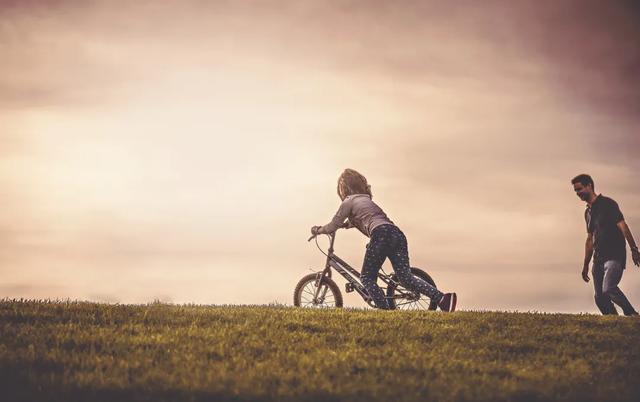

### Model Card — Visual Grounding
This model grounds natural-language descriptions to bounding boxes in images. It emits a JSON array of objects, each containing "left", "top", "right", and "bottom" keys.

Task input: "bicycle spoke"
[
  {"left": 298, "top": 279, "right": 337, "bottom": 308},
  {"left": 395, "top": 296, "right": 431, "bottom": 310}
]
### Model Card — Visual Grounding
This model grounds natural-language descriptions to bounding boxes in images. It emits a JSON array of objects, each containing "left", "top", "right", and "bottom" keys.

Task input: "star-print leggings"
[{"left": 361, "top": 224, "right": 443, "bottom": 309}]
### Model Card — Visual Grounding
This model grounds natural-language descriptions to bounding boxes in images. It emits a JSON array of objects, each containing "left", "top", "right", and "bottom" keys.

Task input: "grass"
[{"left": 1, "top": 300, "right": 639, "bottom": 402}]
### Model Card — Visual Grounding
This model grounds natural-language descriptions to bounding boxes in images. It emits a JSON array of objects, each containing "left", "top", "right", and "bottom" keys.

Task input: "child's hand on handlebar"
[{"left": 308, "top": 226, "right": 322, "bottom": 242}]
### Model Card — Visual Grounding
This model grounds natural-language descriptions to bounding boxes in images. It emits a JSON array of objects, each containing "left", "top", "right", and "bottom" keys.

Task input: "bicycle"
[{"left": 293, "top": 228, "right": 439, "bottom": 310}]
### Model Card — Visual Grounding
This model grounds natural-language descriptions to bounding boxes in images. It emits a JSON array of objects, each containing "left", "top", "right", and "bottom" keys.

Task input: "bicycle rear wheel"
[
  {"left": 386, "top": 267, "right": 438, "bottom": 310},
  {"left": 293, "top": 273, "right": 343, "bottom": 308}
]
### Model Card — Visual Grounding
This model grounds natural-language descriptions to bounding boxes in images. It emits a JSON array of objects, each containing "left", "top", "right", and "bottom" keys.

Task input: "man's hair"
[
  {"left": 337, "top": 168, "right": 372, "bottom": 200},
  {"left": 571, "top": 174, "right": 595, "bottom": 190}
]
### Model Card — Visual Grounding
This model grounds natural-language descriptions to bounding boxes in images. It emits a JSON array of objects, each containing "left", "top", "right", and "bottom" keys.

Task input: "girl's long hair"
[{"left": 337, "top": 169, "right": 372, "bottom": 201}]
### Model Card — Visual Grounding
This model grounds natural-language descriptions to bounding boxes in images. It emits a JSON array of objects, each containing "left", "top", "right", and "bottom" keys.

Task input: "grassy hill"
[{"left": 1, "top": 300, "right": 639, "bottom": 402}]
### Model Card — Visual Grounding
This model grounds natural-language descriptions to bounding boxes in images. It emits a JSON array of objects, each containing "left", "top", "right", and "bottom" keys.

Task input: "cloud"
[
  {"left": 1, "top": 0, "right": 639, "bottom": 310},
  {"left": 0, "top": 283, "right": 67, "bottom": 299}
]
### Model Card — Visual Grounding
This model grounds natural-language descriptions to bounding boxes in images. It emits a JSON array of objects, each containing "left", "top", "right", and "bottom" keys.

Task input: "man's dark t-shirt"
[{"left": 585, "top": 195, "right": 626, "bottom": 267}]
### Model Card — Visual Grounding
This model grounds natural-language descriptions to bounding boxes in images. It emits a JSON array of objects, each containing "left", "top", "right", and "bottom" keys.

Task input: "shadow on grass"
[{"left": 0, "top": 366, "right": 343, "bottom": 402}]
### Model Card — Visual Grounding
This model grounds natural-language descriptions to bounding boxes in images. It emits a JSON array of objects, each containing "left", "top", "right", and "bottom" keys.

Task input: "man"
[{"left": 572, "top": 174, "right": 640, "bottom": 316}]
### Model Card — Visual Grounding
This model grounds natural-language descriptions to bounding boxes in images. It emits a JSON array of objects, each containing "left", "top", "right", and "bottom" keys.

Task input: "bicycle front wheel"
[
  {"left": 293, "top": 273, "right": 343, "bottom": 308},
  {"left": 386, "top": 267, "right": 438, "bottom": 311}
]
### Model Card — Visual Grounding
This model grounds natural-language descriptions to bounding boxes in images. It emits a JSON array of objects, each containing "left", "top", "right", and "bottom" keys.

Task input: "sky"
[{"left": 1, "top": 0, "right": 639, "bottom": 312}]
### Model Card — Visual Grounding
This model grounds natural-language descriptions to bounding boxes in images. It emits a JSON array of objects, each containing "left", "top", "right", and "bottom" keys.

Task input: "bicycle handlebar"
[
  {"left": 308, "top": 220, "right": 354, "bottom": 242},
  {"left": 308, "top": 228, "right": 342, "bottom": 242}
]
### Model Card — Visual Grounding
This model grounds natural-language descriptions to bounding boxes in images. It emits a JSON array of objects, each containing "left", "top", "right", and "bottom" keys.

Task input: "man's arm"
[
  {"left": 617, "top": 220, "right": 640, "bottom": 266},
  {"left": 582, "top": 233, "right": 593, "bottom": 282}
]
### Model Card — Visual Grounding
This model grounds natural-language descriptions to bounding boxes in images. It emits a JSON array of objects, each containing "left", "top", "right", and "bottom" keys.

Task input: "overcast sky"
[{"left": 1, "top": 0, "right": 639, "bottom": 312}]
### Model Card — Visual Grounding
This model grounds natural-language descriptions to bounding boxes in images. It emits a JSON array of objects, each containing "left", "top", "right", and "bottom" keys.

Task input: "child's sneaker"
[{"left": 438, "top": 293, "right": 457, "bottom": 312}]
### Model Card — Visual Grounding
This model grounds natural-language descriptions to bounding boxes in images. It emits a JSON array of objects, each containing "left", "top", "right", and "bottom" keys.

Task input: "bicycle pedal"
[{"left": 345, "top": 283, "right": 355, "bottom": 293}]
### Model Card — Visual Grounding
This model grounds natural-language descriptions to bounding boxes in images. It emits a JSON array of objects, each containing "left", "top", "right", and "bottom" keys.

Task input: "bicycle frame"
[{"left": 311, "top": 231, "right": 412, "bottom": 307}]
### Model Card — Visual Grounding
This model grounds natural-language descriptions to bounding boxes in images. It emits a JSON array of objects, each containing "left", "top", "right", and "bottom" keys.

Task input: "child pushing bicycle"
[{"left": 311, "top": 169, "right": 457, "bottom": 311}]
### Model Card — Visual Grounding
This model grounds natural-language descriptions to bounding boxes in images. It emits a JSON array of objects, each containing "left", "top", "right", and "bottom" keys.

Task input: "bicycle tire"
[
  {"left": 386, "top": 267, "right": 438, "bottom": 310},
  {"left": 293, "top": 273, "right": 343, "bottom": 308}
]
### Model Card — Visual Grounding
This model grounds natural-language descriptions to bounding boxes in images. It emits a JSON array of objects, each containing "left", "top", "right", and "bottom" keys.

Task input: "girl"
[{"left": 311, "top": 168, "right": 457, "bottom": 311}]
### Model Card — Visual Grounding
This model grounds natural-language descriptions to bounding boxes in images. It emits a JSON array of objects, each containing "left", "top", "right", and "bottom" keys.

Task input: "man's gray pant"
[{"left": 592, "top": 260, "right": 637, "bottom": 316}]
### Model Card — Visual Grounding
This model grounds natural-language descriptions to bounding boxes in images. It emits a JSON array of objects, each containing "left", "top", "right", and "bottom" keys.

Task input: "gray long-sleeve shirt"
[{"left": 320, "top": 194, "right": 394, "bottom": 237}]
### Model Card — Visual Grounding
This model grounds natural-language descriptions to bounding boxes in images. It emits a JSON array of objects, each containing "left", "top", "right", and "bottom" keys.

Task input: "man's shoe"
[{"left": 438, "top": 292, "right": 457, "bottom": 312}]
